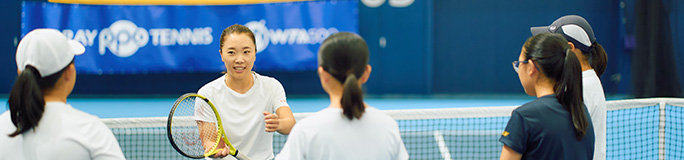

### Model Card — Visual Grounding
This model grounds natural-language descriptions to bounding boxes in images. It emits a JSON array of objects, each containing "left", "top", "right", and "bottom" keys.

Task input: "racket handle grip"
[{"left": 232, "top": 150, "right": 252, "bottom": 160}]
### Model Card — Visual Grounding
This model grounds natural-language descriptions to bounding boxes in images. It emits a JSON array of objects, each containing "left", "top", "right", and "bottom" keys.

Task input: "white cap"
[{"left": 16, "top": 28, "right": 85, "bottom": 77}]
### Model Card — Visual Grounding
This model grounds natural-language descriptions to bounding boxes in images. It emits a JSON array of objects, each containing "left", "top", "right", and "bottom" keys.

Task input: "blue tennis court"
[{"left": 2, "top": 96, "right": 538, "bottom": 118}]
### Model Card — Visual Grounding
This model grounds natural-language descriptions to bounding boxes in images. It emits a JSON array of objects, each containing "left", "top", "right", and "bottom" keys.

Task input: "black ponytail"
[
  {"left": 318, "top": 32, "right": 370, "bottom": 121},
  {"left": 588, "top": 42, "right": 607, "bottom": 77},
  {"left": 8, "top": 66, "right": 46, "bottom": 137},
  {"left": 8, "top": 60, "right": 72, "bottom": 137},
  {"left": 341, "top": 74, "right": 365, "bottom": 120},
  {"left": 524, "top": 33, "right": 588, "bottom": 140},
  {"left": 556, "top": 48, "right": 589, "bottom": 140}
]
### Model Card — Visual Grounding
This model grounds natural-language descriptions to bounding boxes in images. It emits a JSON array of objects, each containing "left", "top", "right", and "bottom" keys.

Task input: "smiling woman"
[
  {"left": 47, "top": 0, "right": 309, "bottom": 5},
  {"left": 188, "top": 24, "right": 296, "bottom": 159}
]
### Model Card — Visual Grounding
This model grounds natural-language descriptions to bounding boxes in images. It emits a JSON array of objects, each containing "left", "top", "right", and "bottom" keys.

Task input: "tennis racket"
[{"left": 167, "top": 93, "right": 251, "bottom": 160}]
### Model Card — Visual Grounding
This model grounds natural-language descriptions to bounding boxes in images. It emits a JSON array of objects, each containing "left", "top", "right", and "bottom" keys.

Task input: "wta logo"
[
  {"left": 63, "top": 20, "right": 214, "bottom": 58},
  {"left": 244, "top": 20, "right": 339, "bottom": 53}
]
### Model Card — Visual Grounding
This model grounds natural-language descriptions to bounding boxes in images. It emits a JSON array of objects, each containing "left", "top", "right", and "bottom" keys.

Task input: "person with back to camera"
[
  {"left": 500, "top": 33, "right": 595, "bottom": 160},
  {"left": 196, "top": 24, "right": 296, "bottom": 160},
  {"left": 531, "top": 15, "right": 608, "bottom": 160},
  {"left": 275, "top": 32, "right": 409, "bottom": 160},
  {"left": 0, "top": 28, "right": 125, "bottom": 159}
]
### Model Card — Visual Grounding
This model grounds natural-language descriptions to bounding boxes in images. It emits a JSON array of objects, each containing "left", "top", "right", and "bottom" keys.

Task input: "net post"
[{"left": 658, "top": 101, "right": 666, "bottom": 160}]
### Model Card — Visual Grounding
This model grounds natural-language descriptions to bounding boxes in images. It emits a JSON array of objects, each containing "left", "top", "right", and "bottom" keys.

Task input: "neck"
[
  {"left": 580, "top": 62, "right": 592, "bottom": 72},
  {"left": 326, "top": 84, "right": 369, "bottom": 109},
  {"left": 43, "top": 89, "right": 68, "bottom": 103},
  {"left": 225, "top": 73, "right": 254, "bottom": 94},
  {"left": 534, "top": 79, "right": 556, "bottom": 98},
  {"left": 326, "top": 84, "right": 344, "bottom": 109},
  {"left": 574, "top": 51, "right": 593, "bottom": 72}
]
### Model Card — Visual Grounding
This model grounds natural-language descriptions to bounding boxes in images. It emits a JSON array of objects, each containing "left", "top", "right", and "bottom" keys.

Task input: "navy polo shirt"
[{"left": 499, "top": 94, "right": 595, "bottom": 160}]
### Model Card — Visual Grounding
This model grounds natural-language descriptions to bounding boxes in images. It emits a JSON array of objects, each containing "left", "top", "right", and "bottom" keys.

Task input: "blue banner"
[{"left": 21, "top": 1, "right": 358, "bottom": 74}]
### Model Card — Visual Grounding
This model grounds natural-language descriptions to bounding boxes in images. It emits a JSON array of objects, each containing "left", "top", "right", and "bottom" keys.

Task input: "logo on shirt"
[{"left": 502, "top": 131, "right": 510, "bottom": 137}]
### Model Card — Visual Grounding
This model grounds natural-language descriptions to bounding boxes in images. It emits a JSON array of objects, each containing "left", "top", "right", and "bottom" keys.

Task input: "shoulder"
[
  {"left": 254, "top": 72, "right": 283, "bottom": 87},
  {"left": 57, "top": 104, "right": 109, "bottom": 129},
  {"left": 57, "top": 103, "right": 101, "bottom": 121},
  {"left": 514, "top": 96, "right": 558, "bottom": 115},
  {"left": 292, "top": 108, "right": 343, "bottom": 132},
  {"left": 298, "top": 109, "right": 339, "bottom": 125},
  {"left": 582, "top": 70, "right": 604, "bottom": 87},
  {"left": 0, "top": 111, "right": 16, "bottom": 133},
  {"left": 198, "top": 75, "right": 225, "bottom": 95},
  {"left": 0, "top": 112, "right": 22, "bottom": 159},
  {"left": 364, "top": 107, "right": 398, "bottom": 125},
  {"left": 50, "top": 103, "right": 114, "bottom": 138}
]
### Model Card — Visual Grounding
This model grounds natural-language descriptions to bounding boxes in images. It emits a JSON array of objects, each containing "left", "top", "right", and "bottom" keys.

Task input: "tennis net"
[{"left": 103, "top": 98, "right": 684, "bottom": 160}]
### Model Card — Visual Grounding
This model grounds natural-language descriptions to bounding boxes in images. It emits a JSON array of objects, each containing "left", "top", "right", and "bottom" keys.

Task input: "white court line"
[{"left": 433, "top": 130, "right": 452, "bottom": 160}]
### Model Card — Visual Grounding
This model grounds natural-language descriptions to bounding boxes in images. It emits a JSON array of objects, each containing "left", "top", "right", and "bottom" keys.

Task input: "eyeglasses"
[{"left": 512, "top": 60, "right": 529, "bottom": 73}]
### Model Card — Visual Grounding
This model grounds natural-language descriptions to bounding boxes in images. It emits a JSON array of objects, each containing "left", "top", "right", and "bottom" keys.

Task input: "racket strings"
[{"left": 170, "top": 96, "right": 220, "bottom": 158}]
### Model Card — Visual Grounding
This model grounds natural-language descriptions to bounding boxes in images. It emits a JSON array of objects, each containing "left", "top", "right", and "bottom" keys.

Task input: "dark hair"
[
  {"left": 523, "top": 33, "right": 588, "bottom": 140},
  {"left": 219, "top": 24, "right": 256, "bottom": 52},
  {"left": 585, "top": 42, "right": 607, "bottom": 77},
  {"left": 8, "top": 60, "right": 72, "bottom": 137},
  {"left": 318, "top": 32, "right": 369, "bottom": 120}
]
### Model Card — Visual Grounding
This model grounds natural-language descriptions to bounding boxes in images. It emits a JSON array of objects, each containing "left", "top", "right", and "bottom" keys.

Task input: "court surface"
[
  {"left": 0, "top": 95, "right": 546, "bottom": 118},
  {"left": 1, "top": 95, "right": 628, "bottom": 118}
]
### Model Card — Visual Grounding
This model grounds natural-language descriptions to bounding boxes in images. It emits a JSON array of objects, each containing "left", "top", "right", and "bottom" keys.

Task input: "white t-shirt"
[
  {"left": 198, "top": 72, "right": 289, "bottom": 160},
  {"left": 583, "top": 69, "right": 607, "bottom": 160},
  {"left": 275, "top": 107, "right": 409, "bottom": 160},
  {"left": 0, "top": 102, "right": 125, "bottom": 160}
]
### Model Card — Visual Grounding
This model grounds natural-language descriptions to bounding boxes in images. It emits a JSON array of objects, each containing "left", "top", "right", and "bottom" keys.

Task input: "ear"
[
  {"left": 63, "top": 64, "right": 76, "bottom": 81},
  {"left": 359, "top": 64, "right": 372, "bottom": 84},
  {"left": 568, "top": 42, "right": 582, "bottom": 53},
  {"left": 317, "top": 66, "right": 329, "bottom": 83},
  {"left": 17, "top": 69, "right": 20, "bottom": 75},
  {"left": 567, "top": 42, "right": 575, "bottom": 50},
  {"left": 567, "top": 42, "right": 584, "bottom": 58},
  {"left": 527, "top": 60, "right": 537, "bottom": 78}
]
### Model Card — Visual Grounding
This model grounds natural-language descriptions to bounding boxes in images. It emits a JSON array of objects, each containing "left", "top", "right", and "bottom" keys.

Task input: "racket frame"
[{"left": 167, "top": 93, "right": 241, "bottom": 159}]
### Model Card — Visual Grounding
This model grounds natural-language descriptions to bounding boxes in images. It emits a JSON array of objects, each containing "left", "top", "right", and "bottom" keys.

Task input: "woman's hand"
[{"left": 263, "top": 112, "right": 280, "bottom": 132}]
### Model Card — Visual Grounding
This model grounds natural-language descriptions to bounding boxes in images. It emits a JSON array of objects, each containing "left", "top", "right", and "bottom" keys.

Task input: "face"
[
  {"left": 220, "top": 33, "right": 256, "bottom": 80},
  {"left": 517, "top": 47, "right": 536, "bottom": 96}
]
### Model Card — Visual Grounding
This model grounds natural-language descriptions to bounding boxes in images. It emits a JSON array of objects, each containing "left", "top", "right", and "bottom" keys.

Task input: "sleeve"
[
  {"left": 499, "top": 110, "right": 528, "bottom": 155},
  {"left": 90, "top": 120, "right": 126, "bottom": 160},
  {"left": 275, "top": 125, "right": 306, "bottom": 160},
  {"left": 391, "top": 121, "right": 409, "bottom": 160},
  {"left": 269, "top": 79, "right": 290, "bottom": 113}
]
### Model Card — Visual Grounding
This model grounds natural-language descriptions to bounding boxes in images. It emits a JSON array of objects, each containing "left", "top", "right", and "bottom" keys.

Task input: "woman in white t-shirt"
[
  {"left": 198, "top": 24, "right": 296, "bottom": 160},
  {"left": 275, "top": 32, "right": 409, "bottom": 160},
  {"left": 530, "top": 15, "right": 608, "bottom": 160},
  {"left": 0, "top": 28, "right": 125, "bottom": 160}
]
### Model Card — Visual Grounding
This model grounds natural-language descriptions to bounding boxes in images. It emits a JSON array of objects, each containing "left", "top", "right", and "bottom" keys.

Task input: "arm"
[
  {"left": 92, "top": 120, "right": 126, "bottom": 160},
  {"left": 197, "top": 121, "right": 217, "bottom": 152},
  {"left": 274, "top": 124, "right": 304, "bottom": 160},
  {"left": 263, "top": 106, "right": 296, "bottom": 135},
  {"left": 500, "top": 145, "right": 522, "bottom": 160},
  {"left": 197, "top": 121, "right": 229, "bottom": 158}
]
